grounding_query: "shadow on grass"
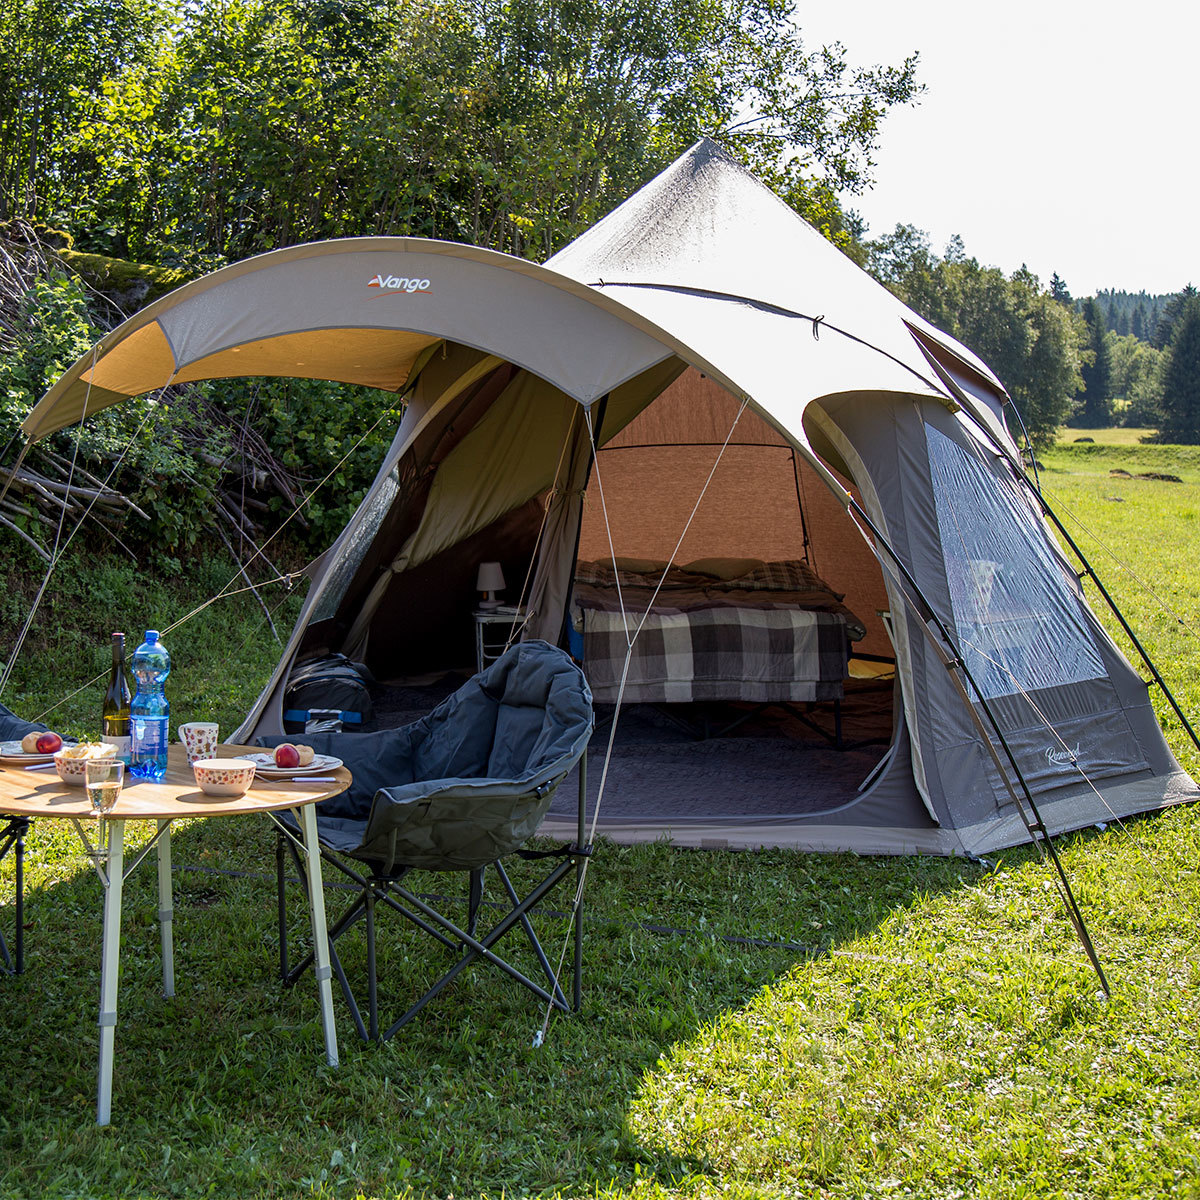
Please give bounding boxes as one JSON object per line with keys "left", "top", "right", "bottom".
{"left": 0, "top": 811, "right": 996, "bottom": 1198}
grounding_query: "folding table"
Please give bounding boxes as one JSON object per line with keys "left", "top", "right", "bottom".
{"left": 0, "top": 743, "right": 348, "bottom": 1125}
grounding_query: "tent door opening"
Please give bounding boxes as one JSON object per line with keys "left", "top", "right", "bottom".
{"left": 290, "top": 362, "right": 901, "bottom": 833}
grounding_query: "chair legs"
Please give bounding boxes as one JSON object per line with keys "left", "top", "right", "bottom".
{"left": 0, "top": 817, "right": 28, "bottom": 975}
{"left": 276, "top": 829, "right": 586, "bottom": 1041}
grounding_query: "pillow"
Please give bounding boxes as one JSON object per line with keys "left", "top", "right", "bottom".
{"left": 575, "top": 558, "right": 703, "bottom": 591}
{"left": 610, "top": 556, "right": 670, "bottom": 576}
{"left": 707, "top": 559, "right": 844, "bottom": 600}
{"left": 680, "top": 557, "right": 765, "bottom": 581}
{"left": 575, "top": 559, "right": 669, "bottom": 589}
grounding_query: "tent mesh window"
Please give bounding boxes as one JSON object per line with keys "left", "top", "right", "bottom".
{"left": 925, "top": 424, "right": 1106, "bottom": 701}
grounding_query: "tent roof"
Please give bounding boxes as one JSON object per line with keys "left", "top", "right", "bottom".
{"left": 26, "top": 141, "right": 1015, "bottom": 472}
{"left": 549, "top": 139, "right": 1013, "bottom": 450}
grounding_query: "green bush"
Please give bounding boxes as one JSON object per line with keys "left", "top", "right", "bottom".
{"left": 200, "top": 375, "right": 402, "bottom": 550}
{"left": 0, "top": 271, "right": 97, "bottom": 444}
{"left": 0, "top": 271, "right": 398, "bottom": 562}
{"left": 0, "top": 271, "right": 231, "bottom": 561}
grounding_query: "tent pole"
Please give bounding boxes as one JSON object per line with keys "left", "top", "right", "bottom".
{"left": 574, "top": 753, "right": 586, "bottom": 1012}
{"left": 1026, "top": 488, "right": 1200, "bottom": 753}
{"left": 844, "top": 495, "right": 1111, "bottom": 997}
{"left": 789, "top": 450, "right": 814, "bottom": 563}
{"left": 0, "top": 439, "right": 31, "bottom": 510}
{"left": 558, "top": 396, "right": 607, "bottom": 653}
{"left": 964, "top": 395, "right": 1194, "bottom": 751}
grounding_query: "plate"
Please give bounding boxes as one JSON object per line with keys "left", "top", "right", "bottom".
{"left": 244, "top": 752, "right": 344, "bottom": 777}
{"left": 0, "top": 740, "right": 58, "bottom": 764}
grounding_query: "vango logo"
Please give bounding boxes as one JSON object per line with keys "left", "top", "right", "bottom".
{"left": 368, "top": 273, "right": 431, "bottom": 294}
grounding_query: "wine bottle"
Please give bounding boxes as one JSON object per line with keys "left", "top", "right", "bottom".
{"left": 102, "top": 632, "right": 132, "bottom": 764}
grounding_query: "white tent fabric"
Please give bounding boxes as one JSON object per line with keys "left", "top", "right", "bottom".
{"left": 23, "top": 240, "right": 689, "bottom": 439}
{"left": 26, "top": 140, "right": 1198, "bottom": 856}
{"left": 547, "top": 139, "right": 1014, "bottom": 459}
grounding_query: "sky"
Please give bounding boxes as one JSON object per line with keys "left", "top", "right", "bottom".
{"left": 799, "top": 2, "right": 1198, "bottom": 298}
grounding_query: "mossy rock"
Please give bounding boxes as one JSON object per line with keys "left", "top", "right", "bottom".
{"left": 0, "top": 219, "right": 74, "bottom": 250}
{"left": 58, "top": 249, "right": 193, "bottom": 310}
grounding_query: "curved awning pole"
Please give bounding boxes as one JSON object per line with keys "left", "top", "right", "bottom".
{"left": 843, "top": 497, "right": 1111, "bottom": 997}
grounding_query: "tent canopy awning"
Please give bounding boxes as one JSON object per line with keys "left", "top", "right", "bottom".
{"left": 22, "top": 239, "right": 693, "bottom": 441}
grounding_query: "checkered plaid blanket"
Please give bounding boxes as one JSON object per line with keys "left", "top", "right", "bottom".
{"left": 576, "top": 601, "right": 850, "bottom": 705}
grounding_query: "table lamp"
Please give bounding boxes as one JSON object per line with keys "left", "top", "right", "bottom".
{"left": 476, "top": 561, "right": 505, "bottom": 609}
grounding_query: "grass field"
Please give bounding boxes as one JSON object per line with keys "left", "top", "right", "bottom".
{"left": 0, "top": 430, "right": 1197, "bottom": 1199}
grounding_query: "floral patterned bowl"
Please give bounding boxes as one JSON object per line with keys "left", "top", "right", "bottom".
{"left": 53, "top": 744, "right": 121, "bottom": 787}
{"left": 191, "top": 758, "right": 257, "bottom": 797}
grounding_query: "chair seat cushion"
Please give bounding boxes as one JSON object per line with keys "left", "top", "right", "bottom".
{"left": 264, "top": 641, "right": 593, "bottom": 873}
{"left": 362, "top": 778, "right": 563, "bottom": 870}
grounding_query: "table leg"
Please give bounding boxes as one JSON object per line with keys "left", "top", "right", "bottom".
{"left": 298, "top": 805, "right": 339, "bottom": 1067}
{"left": 96, "top": 819, "right": 125, "bottom": 1126}
{"left": 14, "top": 817, "right": 24, "bottom": 975}
{"left": 156, "top": 819, "right": 174, "bottom": 998}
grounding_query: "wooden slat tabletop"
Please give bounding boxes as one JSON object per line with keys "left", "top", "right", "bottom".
{"left": 0, "top": 743, "right": 351, "bottom": 820}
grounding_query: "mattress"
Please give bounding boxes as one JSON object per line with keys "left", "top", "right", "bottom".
{"left": 571, "top": 558, "right": 860, "bottom": 705}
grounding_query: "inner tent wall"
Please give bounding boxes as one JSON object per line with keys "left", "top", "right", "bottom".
{"left": 579, "top": 370, "right": 893, "bottom": 661}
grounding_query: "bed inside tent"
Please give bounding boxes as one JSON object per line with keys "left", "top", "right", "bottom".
{"left": 282, "top": 350, "right": 901, "bottom": 840}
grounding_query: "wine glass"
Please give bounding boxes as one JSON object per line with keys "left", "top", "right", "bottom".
{"left": 84, "top": 758, "right": 124, "bottom": 829}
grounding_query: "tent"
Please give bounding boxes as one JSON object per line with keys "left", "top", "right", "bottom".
{"left": 26, "top": 139, "right": 1199, "bottom": 856}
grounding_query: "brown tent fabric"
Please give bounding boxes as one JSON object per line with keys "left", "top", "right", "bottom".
{"left": 577, "top": 371, "right": 893, "bottom": 659}
{"left": 25, "top": 140, "right": 1196, "bottom": 856}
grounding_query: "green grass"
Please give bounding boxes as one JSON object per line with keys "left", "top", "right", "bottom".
{"left": 1056, "top": 426, "right": 1160, "bottom": 447}
{"left": 0, "top": 433, "right": 1197, "bottom": 1198}
{"left": 1044, "top": 439, "right": 1200, "bottom": 484}
{"left": 0, "top": 545, "right": 310, "bottom": 740}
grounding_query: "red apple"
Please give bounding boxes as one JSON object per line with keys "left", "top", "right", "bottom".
{"left": 273, "top": 743, "right": 301, "bottom": 769}
{"left": 35, "top": 731, "right": 63, "bottom": 754}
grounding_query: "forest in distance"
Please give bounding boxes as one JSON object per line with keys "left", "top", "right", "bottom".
{"left": 2, "top": 0, "right": 1199, "bottom": 572}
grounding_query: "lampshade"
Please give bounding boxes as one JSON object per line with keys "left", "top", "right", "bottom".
{"left": 476, "top": 561, "right": 505, "bottom": 593}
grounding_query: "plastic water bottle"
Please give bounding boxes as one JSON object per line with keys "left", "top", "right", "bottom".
{"left": 130, "top": 630, "right": 170, "bottom": 781}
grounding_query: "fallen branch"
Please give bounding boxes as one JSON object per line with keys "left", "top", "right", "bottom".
{"left": 0, "top": 512, "right": 51, "bottom": 562}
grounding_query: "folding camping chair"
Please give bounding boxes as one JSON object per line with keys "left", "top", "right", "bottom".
{"left": 268, "top": 640, "right": 594, "bottom": 1041}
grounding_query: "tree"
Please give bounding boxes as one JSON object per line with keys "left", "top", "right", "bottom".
{"left": 1107, "top": 332, "right": 1163, "bottom": 427}
{"left": 868, "top": 229, "right": 1085, "bottom": 444}
{"left": 0, "top": 0, "right": 169, "bottom": 222}
{"left": 1158, "top": 295, "right": 1200, "bottom": 443}
{"left": 1151, "top": 284, "right": 1197, "bottom": 349}
{"left": 1131, "top": 301, "right": 1147, "bottom": 341}
{"left": 1049, "top": 272, "right": 1072, "bottom": 303}
{"left": 54, "top": 0, "right": 922, "bottom": 265}
{"left": 1072, "top": 297, "right": 1114, "bottom": 427}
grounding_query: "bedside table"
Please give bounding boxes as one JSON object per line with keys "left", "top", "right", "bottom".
{"left": 473, "top": 608, "right": 527, "bottom": 673}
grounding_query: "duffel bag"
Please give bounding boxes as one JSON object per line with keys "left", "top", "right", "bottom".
{"left": 283, "top": 653, "right": 375, "bottom": 734}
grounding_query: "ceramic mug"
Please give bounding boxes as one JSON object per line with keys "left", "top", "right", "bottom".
{"left": 178, "top": 721, "right": 219, "bottom": 764}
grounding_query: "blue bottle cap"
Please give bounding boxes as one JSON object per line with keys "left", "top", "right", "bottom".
{"left": 145, "top": 630, "right": 160, "bottom": 642}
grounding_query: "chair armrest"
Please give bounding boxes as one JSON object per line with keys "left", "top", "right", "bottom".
{"left": 257, "top": 726, "right": 424, "bottom": 808}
